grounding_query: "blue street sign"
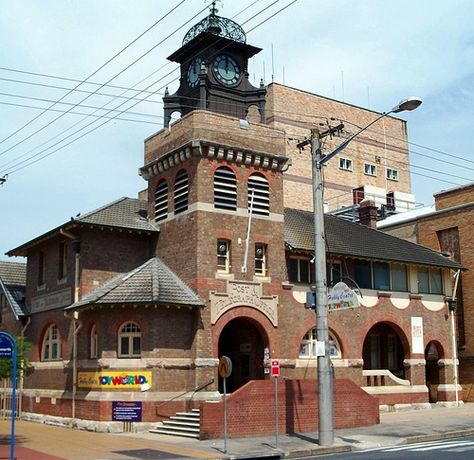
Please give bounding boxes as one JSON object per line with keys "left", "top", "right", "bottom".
{"left": 0, "top": 335, "right": 13, "bottom": 358}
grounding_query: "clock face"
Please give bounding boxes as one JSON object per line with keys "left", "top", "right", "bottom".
{"left": 186, "top": 57, "right": 202, "bottom": 87}
{"left": 212, "top": 54, "right": 241, "bottom": 86}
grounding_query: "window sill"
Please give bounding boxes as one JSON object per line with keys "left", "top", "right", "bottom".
{"left": 37, "top": 283, "right": 46, "bottom": 292}
{"left": 57, "top": 277, "right": 68, "bottom": 286}
{"left": 215, "top": 272, "right": 234, "bottom": 281}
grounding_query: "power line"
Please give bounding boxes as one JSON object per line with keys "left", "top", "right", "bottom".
{"left": 1, "top": 0, "right": 286, "bottom": 175}
{"left": 0, "top": 0, "right": 190, "bottom": 156}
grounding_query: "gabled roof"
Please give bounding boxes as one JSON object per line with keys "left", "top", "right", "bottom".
{"left": 65, "top": 257, "right": 203, "bottom": 310}
{"left": 8, "top": 197, "right": 158, "bottom": 257}
{"left": 0, "top": 261, "right": 29, "bottom": 319}
{"left": 284, "top": 208, "right": 463, "bottom": 270}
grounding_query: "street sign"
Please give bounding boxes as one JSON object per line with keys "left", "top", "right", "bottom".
{"left": 271, "top": 360, "right": 280, "bottom": 377}
{"left": 0, "top": 336, "right": 13, "bottom": 358}
{"left": 218, "top": 356, "right": 232, "bottom": 379}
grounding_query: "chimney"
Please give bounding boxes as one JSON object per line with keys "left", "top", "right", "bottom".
{"left": 358, "top": 199, "right": 378, "bottom": 228}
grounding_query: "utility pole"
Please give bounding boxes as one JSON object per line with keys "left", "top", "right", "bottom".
{"left": 311, "top": 127, "right": 334, "bottom": 446}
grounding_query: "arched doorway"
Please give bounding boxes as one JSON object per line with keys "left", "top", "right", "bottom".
{"left": 362, "top": 322, "right": 407, "bottom": 379}
{"left": 425, "top": 341, "right": 443, "bottom": 403}
{"left": 218, "top": 317, "right": 268, "bottom": 393}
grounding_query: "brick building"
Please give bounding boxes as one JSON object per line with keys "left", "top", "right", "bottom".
{"left": 380, "top": 182, "right": 473, "bottom": 399}
{"left": 0, "top": 7, "right": 464, "bottom": 437}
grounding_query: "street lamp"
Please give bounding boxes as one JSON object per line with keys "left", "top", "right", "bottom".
{"left": 311, "top": 96, "right": 422, "bottom": 446}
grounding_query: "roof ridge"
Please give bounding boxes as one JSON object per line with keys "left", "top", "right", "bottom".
{"left": 76, "top": 196, "right": 132, "bottom": 221}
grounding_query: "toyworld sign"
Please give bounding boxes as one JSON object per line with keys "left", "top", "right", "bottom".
{"left": 78, "top": 371, "right": 152, "bottom": 389}
{"left": 327, "top": 282, "right": 359, "bottom": 311}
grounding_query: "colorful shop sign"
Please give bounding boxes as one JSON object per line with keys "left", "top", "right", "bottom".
{"left": 78, "top": 371, "right": 152, "bottom": 389}
{"left": 327, "top": 282, "right": 359, "bottom": 311}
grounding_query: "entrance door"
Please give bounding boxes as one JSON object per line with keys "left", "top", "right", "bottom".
{"left": 218, "top": 318, "right": 267, "bottom": 393}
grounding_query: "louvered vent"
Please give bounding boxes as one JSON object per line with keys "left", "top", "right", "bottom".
{"left": 248, "top": 173, "right": 269, "bottom": 216}
{"left": 154, "top": 180, "right": 168, "bottom": 222}
{"left": 214, "top": 167, "right": 237, "bottom": 210}
{"left": 174, "top": 170, "right": 189, "bottom": 214}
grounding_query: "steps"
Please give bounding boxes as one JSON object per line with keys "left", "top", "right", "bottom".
{"left": 149, "top": 408, "right": 200, "bottom": 439}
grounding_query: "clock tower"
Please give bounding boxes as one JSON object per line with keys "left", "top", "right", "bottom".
{"left": 163, "top": 2, "right": 266, "bottom": 127}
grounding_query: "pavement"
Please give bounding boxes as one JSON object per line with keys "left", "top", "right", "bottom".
{"left": 1, "top": 403, "right": 474, "bottom": 459}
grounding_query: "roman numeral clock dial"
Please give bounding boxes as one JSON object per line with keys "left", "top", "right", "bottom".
{"left": 212, "top": 54, "right": 241, "bottom": 86}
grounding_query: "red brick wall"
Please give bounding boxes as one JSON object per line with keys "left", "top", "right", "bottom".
{"left": 200, "top": 379, "right": 379, "bottom": 439}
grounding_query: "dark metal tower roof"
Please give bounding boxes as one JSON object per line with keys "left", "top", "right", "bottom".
{"left": 182, "top": 3, "right": 246, "bottom": 45}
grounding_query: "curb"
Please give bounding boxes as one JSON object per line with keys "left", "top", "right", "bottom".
{"left": 405, "top": 429, "right": 474, "bottom": 445}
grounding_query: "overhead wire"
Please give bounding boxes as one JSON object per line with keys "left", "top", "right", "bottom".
{"left": 0, "top": 0, "right": 188, "bottom": 151}
{"left": 0, "top": 0, "right": 295, "bottom": 175}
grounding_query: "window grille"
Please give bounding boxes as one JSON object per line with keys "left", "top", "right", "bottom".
{"left": 248, "top": 173, "right": 269, "bottom": 216}
{"left": 174, "top": 170, "right": 189, "bottom": 214}
{"left": 154, "top": 180, "right": 168, "bottom": 222}
{"left": 214, "top": 167, "right": 237, "bottom": 210}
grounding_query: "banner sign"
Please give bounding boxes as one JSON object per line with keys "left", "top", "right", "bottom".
{"left": 112, "top": 401, "right": 142, "bottom": 422}
{"left": 327, "top": 282, "right": 359, "bottom": 311}
{"left": 78, "top": 371, "right": 152, "bottom": 389}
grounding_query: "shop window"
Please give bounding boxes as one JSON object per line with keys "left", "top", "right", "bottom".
{"left": 364, "top": 163, "right": 377, "bottom": 176}
{"left": 90, "top": 324, "right": 98, "bottom": 359}
{"left": 214, "top": 167, "right": 237, "bottom": 210}
{"left": 154, "top": 179, "right": 168, "bottom": 222}
{"left": 118, "top": 322, "right": 141, "bottom": 358}
{"left": 248, "top": 173, "right": 269, "bottom": 216}
{"left": 217, "top": 240, "right": 231, "bottom": 273}
{"left": 42, "top": 324, "right": 61, "bottom": 361}
{"left": 299, "top": 328, "right": 341, "bottom": 359}
{"left": 327, "top": 261, "right": 342, "bottom": 286}
{"left": 418, "top": 267, "right": 443, "bottom": 294}
{"left": 288, "top": 257, "right": 313, "bottom": 284}
{"left": 373, "top": 262, "right": 390, "bottom": 290}
{"left": 391, "top": 264, "right": 408, "bottom": 291}
{"left": 255, "top": 244, "right": 267, "bottom": 276}
{"left": 354, "top": 260, "right": 372, "bottom": 289}
{"left": 339, "top": 158, "right": 353, "bottom": 171}
{"left": 174, "top": 170, "right": 188, "bottom": 215}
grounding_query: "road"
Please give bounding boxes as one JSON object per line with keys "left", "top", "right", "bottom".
{"left": 304, "top": 436, "right": 474, "bottom": 459}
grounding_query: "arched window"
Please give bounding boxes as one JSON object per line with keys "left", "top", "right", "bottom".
{"left": 174, "top": 170, "right": 189, "bottom": 214}
{"left": 42, "top": 324, "right": 61, "bottom": 361}
{"left": 154, "top": 179, "right": 168, "bottom": 222}
{"left": 248, "top": 173, "right": 269, "bottom": 216}
{"left": 90, "top": 324, "right": 98, "bottom": 359}
{"left": 299, "top": 328, "right": 341, "bottom": 359}
{"left": 214, "top": 167, "right": 237, "bottom": 210}
{"left": 118, "top": 322, "right": 141, "bottom": 358}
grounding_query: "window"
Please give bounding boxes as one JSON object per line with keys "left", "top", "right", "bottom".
{"left": 354, "top": 260, "right": 409, "bottom": 292}
{"left": 364, "top": 163, "right": 377, "bottom": 176}
{"left": 90, "top": 324, "right": 98, "bottom": 359}
{"left": 154, "top": 180, "right": 168, "bottom": 222}
{"left": 373, "top": 262, "right": 390, "bottom": 290}
{"left": 418, "top": 267, "right": 443, "bottom": 294}
{"left": 174, "top": 170, "right": 188, "bottom": 214}
{"left": 391, "top": 264, "right": 408, "bottom": 291}
{"left": 58, "top": 242, "right": 67, "bottom": 281}
{"left": 299, "top": 328, "right": 341, "bottom": 359}
{"left": 217, "top": 240, "right": 231, "bottom": 273}
{"left": 214, "top": 167, "right": 237, "bottom": 210}
{"left": 118, "top": 322, "right": 141, "bottom": 358}
{"left": 327, "top": 261, "right": 342, "bottom": 286}
{"left": 288, "top": 257, "right": 313, "bottom": 284}
{"left": 255, "top": 244, "right": 267, "bottom": 276}
{"left": 248, "top": 173, "right": 269, "bottom": 216}
{"left": 386, "top": 168, "right": 399, "bottom": 181}
{"left": 339, "top": 158, "right": 353, "bottom": 171}
{"left": 42, "top": 324, "right": 61, "bottom": 361}
{"left": 38, "top": 251, "right": 45, "bottom": 287}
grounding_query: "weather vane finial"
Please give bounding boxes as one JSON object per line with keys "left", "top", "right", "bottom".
{"left": 207, "top": 0, "right": 222, "bottom": 16}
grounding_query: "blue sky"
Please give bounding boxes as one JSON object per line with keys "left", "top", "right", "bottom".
{"left": 0, "top": 0, "right": 473, "bottom": 259}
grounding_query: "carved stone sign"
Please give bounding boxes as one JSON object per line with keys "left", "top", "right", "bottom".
{"left": 31, "top": 288, "right": 72, "bottom": 312}
{"left": 210, "top": 280, "right": 278, "bottom": 326}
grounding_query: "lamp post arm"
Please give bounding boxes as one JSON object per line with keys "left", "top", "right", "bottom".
{"left": 320, "top": 111, "right": 392, "bottom": 166}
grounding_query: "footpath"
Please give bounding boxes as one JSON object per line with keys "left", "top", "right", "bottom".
{"left": 1, "top": 403, "right": 474, "bottom": 459}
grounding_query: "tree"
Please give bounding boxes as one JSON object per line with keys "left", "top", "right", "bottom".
{"left": 0, "top": 336, "right": 32, "bottom": 380}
